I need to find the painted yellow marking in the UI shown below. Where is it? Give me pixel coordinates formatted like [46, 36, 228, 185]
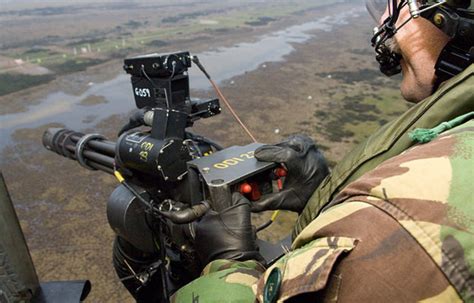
[139, 151, 148, 162]
[213, 151, 255, 169]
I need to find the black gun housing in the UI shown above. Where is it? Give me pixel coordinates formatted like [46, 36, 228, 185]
[41, 51, 283, 302]
[123, 52, 192, 110]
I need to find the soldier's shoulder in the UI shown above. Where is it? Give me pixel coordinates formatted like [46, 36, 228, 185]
[254, 236, 357, 302]
[331, 116, 474, 301]
[172, 260, 264, 303]
[348, 116, 473, 202]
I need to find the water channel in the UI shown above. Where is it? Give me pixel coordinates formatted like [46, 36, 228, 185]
[0, 9, 361, 149]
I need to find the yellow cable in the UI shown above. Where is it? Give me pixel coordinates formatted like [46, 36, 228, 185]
[114, 170, 125, 183]
[271, 210, 280, 222]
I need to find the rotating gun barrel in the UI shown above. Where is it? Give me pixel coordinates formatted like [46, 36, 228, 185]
[42, 128, 116, 175]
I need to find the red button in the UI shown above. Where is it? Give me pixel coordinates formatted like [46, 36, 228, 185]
[275, 168, 287, 177]
[240, 183, 252, 194]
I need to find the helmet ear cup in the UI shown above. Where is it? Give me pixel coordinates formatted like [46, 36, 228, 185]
[421, 6, 460, 37]
[368, 0, 473, 79]
[449, 0, 471, 10]
[424, 0, 472, 10]
[420, 2, 474, 84]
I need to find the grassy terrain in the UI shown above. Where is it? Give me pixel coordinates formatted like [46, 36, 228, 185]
[0, 0, 347, 95]
[319, 85, 410, 145]
[0, 3, 398, 302]
[47, 58, 107, 74]
[0, 73, 55, 96]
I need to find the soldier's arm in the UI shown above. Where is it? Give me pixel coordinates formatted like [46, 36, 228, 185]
[172, 236, 358, 303]
[171, 259, 265, 302]
[173, 118, 473, 302]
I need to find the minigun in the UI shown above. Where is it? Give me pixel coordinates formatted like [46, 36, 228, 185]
[42, 51, 286, 302]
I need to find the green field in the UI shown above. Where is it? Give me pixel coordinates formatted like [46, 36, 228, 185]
[0, 0, 347, 95]
[0, 73, 55, 96]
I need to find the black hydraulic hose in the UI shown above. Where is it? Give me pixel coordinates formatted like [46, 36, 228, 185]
[117, 108, 147, 137]
[186, 131, 223, 151]
[158, 201, 210, 224]
[256, 220, 272, 232]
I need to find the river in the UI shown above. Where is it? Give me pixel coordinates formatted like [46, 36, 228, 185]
[0, 8, 361, 149]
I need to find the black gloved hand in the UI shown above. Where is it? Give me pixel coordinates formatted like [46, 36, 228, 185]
[253, 134, 329, 213]
[191, 193, 264, 266]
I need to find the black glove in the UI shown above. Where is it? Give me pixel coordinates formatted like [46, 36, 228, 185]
[253, 134, 329, 213]
[191, 193, 264, 266]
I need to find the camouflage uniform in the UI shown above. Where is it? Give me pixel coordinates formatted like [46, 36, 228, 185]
[295, 64, 474, 237]
[173, 66, 474, 302]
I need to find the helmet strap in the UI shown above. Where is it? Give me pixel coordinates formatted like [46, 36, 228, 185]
[427, 6, 474, 87]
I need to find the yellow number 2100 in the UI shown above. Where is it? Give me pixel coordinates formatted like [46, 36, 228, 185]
[213, 151, 254, 169]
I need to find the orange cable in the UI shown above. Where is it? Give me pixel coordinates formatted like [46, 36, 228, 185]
[209, 79, 258, 143]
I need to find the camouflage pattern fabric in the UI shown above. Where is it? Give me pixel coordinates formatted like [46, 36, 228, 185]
[293, 118, 473, 302]
[254, 236, 357, 302]
[295, 64, 474, 238]
[173, 118, 473, 302]
[171, 260, 265, 303]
